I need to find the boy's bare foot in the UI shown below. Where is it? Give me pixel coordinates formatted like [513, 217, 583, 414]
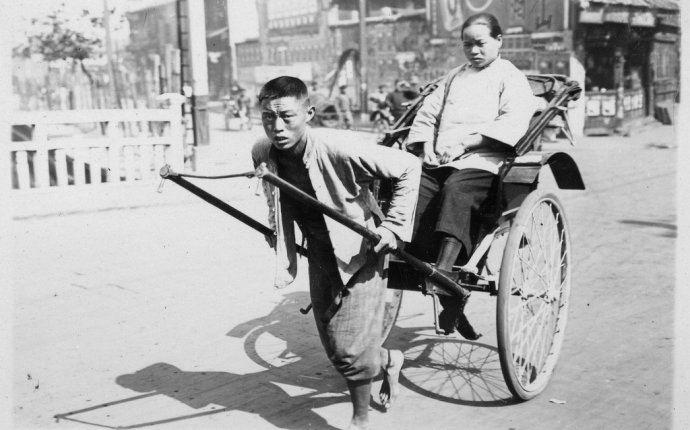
[347, 418, 369, 430]
[379, 349, 403, 411]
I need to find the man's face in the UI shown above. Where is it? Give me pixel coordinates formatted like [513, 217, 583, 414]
[462, 24, 502, 69]
[260, 96, 315, 151]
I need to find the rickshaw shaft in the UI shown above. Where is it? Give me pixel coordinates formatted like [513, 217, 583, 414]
[159, 165, 308, 255]
[255, 164, 472, 300]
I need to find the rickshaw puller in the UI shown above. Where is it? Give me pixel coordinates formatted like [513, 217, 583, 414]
[252, 76, 421, 430]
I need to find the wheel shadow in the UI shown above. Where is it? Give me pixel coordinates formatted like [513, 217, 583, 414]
[384, 324, 517, 407]
[54, 291, 514, 429]
[229, 292, 517, 408]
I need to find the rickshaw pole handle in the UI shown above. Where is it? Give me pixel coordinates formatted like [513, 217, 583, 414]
[159, 164, 307, 256]
[255, 163, 471, 300]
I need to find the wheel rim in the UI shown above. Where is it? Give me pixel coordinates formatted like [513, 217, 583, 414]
[502, 196, 570, 396]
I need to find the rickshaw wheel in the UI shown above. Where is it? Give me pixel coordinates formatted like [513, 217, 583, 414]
[496, 190, 571, 400]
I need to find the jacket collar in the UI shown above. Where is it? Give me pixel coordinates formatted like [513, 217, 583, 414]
[302, 128, 316, 168]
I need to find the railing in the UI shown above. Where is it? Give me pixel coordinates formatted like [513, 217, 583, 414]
[9, 108, 184, 191]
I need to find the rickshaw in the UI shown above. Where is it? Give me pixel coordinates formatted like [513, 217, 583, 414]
[159, 73, 585, 401]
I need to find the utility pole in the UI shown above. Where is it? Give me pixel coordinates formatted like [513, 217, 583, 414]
[225, 3, 237, 92]
[103, 0, 121, 108]
[359, 0, 368, 114]
[186, 0, 210, 145]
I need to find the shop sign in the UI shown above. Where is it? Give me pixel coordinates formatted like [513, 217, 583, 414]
[586, 93, 617, 117]
[622, 90, 644, 111]
[604, 10, 629, 24]
[654, 32, 678, 42]
[630, 11, 655, 27]
[430, 0, 513, 38]
[657, 12, 679, 27]
[622, 92, 643, 111]
[579, 8, 604, 24]
[585, 99, 601, 117]
[600, 96, 616, 116]
[530, 32, 570, 52]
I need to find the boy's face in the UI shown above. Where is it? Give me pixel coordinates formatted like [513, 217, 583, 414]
[260, 96, 315, 151]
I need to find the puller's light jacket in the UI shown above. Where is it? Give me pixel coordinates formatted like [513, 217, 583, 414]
[252, 128, 421, 288]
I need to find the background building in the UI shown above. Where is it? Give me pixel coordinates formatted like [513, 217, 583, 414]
[235, 0, 679, 134]
[123, 0, 682, 135]
[575, 0, 680, 134]
[126, 0, 233, 105]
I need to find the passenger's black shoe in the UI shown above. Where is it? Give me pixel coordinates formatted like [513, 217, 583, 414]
[438, 295, 482, 340]
[456, 310, 482, 340]
[438, 306, 458, 336]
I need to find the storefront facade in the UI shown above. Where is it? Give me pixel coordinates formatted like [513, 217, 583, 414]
[575, 0, 679, 134]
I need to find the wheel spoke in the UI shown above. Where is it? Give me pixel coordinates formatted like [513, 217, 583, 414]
[510, 204, 563, 387]
[511, 296, 557, 385]
[499, 194, 571, 398]
[516, 245, 551, 296]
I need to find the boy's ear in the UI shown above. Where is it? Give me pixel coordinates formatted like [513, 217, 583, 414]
[306, 104, 316, 122]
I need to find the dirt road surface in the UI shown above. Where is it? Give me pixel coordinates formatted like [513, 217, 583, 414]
[7, 118, 682, 429]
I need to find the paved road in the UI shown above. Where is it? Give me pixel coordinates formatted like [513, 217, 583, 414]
[8, 117, 680, 429]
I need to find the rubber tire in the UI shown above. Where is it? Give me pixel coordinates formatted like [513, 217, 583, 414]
[496, 190, 571, 400]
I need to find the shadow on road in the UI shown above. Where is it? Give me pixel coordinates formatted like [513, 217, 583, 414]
[54, 291, 514, 429]
[55, 359, 344, 430]
[385, 324, 516, 407]
[230, 291, 516, 408]
[619, 218, 677, 238]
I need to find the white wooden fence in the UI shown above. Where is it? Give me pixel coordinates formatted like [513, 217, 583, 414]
[9, 108, 184, 192]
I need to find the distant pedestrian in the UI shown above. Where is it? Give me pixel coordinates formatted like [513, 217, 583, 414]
[335, 85, 354, 130]
[236, 88, 253, 130]
[310, 80, 328, 97]
[369, 84, 394, 129]
[409, 76, 422, 93]
[386, 80, 414, 121]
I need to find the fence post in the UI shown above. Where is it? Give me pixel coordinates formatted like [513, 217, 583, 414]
[166, 102, 185, 170]
[33, 125, 50, 188]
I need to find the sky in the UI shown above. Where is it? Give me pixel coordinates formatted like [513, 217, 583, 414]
[227, 0, 259, 42]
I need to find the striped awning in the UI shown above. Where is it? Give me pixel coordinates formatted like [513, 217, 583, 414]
[589, 0, 679, 10]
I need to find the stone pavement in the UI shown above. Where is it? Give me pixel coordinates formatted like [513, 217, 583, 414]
[6, 114, 683, 429]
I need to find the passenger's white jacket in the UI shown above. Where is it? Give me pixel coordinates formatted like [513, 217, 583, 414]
[407, 57, 536, 174]
[252, 128, 421, 288]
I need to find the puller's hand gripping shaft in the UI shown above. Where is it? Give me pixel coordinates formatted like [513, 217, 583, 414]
[254, 163, 471, 301]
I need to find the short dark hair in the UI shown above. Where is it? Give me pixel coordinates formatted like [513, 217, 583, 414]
[258, 76, 309, 103]
[461, 13, 502, 39]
